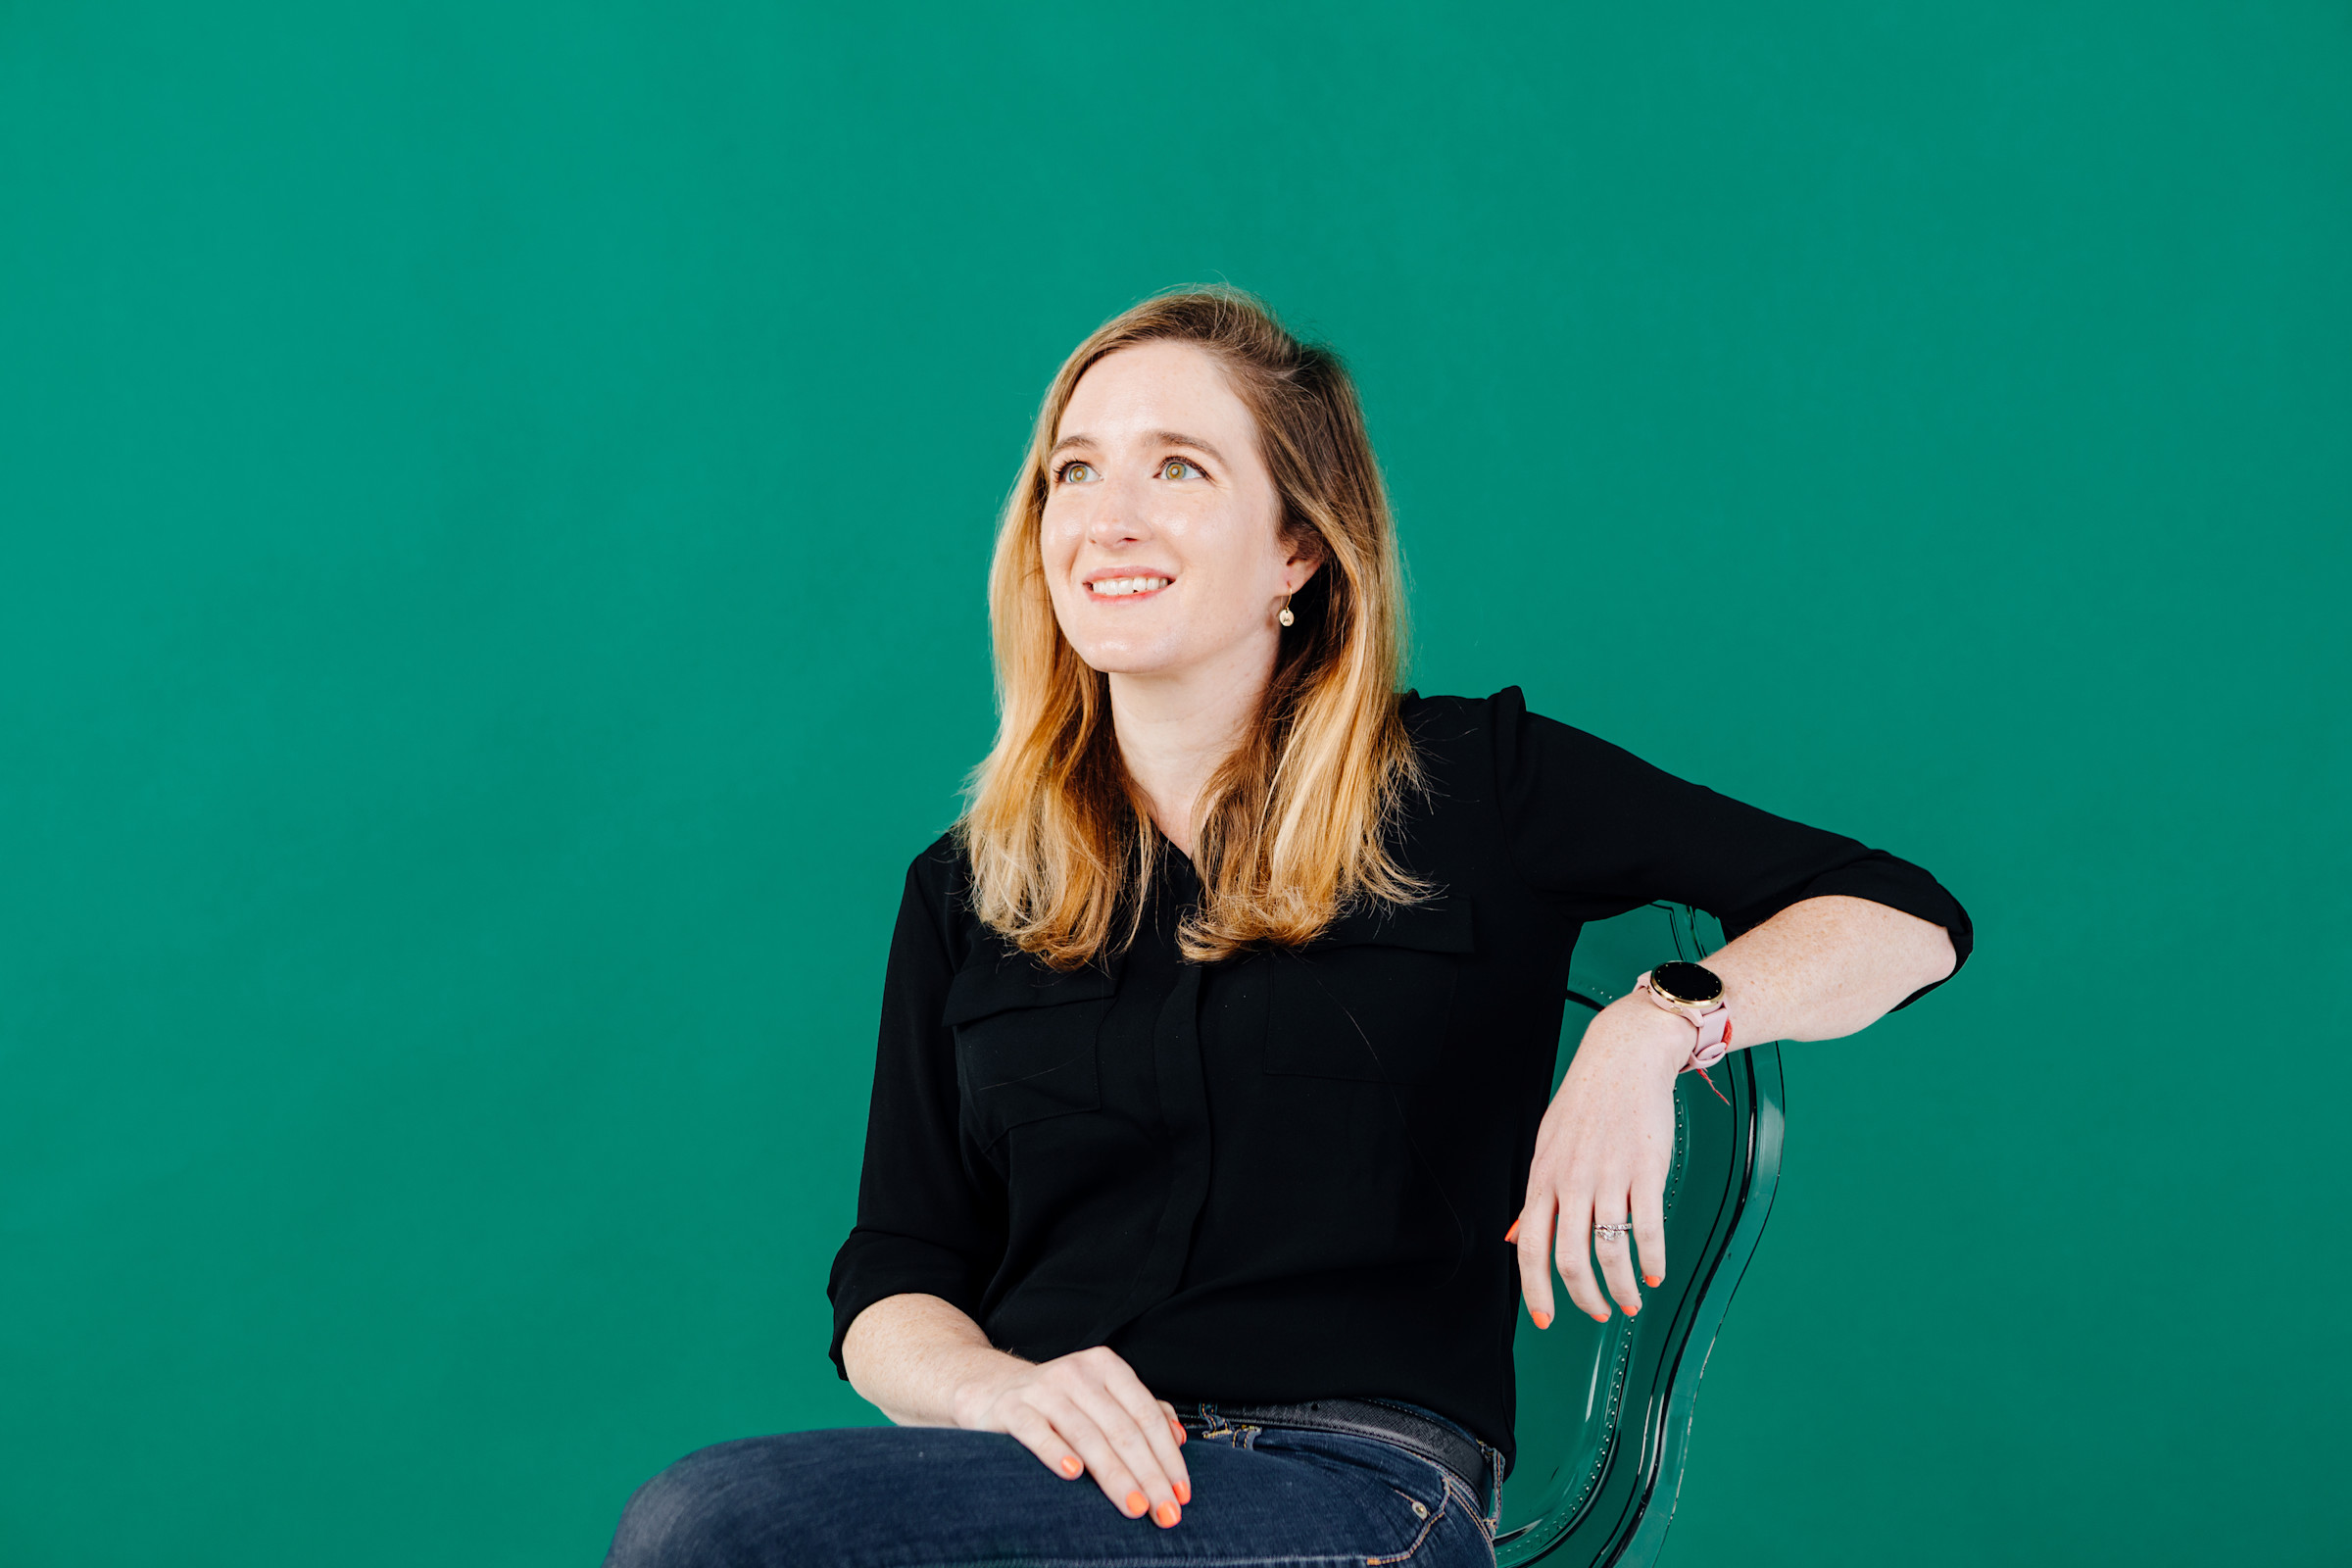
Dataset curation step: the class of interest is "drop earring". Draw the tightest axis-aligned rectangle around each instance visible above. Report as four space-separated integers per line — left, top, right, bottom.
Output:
1278 596 1295 628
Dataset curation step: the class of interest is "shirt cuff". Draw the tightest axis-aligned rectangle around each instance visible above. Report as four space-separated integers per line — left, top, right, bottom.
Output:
1720 854 1974 1012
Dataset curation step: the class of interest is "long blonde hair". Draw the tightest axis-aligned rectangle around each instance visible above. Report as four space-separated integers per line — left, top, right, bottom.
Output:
956 287 1429 968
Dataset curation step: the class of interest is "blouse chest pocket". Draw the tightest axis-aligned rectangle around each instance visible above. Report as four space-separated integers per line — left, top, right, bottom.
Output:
943 952 1118 1146
1261 896 1475 1085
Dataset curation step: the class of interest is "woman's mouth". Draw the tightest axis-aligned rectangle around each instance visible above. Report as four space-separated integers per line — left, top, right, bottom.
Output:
1085 575 1174 600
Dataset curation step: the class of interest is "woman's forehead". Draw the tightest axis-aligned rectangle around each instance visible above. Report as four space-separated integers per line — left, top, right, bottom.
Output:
1057 341 1254 443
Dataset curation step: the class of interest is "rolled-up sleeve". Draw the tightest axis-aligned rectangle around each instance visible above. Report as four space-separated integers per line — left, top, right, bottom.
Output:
1487 686 1973 1008
825 850 1007 1377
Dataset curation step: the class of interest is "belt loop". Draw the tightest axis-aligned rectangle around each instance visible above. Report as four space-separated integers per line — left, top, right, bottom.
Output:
1478 1441 1504 1529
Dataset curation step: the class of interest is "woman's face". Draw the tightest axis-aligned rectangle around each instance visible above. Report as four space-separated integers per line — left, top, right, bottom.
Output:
1040 340 1320 683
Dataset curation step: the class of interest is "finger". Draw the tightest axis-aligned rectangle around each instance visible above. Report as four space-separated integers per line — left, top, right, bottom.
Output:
1514 1188 1558 1329
1101 1369 1191 1507
1054 1376 1169 1514
1633 1163 1668 1290
1156 1398 1187 1448
1003 1404 1086 1482
1071 1378 1183 1524
1035 1391 1151 1519
1592 1181 1644 1316
1553 1188 1613 1321
1091 1361 1189 1512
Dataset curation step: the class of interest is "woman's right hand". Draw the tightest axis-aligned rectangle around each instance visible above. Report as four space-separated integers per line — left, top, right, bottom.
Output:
953 1345 1193 1527
842 1296 1191 1525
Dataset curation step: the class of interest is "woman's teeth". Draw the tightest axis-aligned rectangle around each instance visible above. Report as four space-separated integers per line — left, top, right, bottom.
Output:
1088 576 1171 597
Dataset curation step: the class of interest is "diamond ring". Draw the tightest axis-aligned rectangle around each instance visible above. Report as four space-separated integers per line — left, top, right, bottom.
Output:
1592 1220 1633 1243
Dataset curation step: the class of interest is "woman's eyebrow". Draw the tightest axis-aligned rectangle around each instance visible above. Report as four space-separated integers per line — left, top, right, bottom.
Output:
1148 431 1227 465
1047 431 1229 465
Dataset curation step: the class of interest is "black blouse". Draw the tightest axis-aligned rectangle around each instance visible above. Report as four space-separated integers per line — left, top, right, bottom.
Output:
826 688 1972 1468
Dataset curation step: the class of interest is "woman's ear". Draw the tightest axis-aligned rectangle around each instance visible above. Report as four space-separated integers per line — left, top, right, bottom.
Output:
1283 525 1329 590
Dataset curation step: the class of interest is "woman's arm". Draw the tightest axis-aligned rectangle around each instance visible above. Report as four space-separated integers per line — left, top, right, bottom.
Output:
1697 892 1956 1045
1483 688 1971 1328
1510 895 1956 1327
844 1293 1193 1527
830 856 1193 1527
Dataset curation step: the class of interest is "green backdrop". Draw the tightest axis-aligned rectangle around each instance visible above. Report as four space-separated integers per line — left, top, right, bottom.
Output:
3 3 2345 1564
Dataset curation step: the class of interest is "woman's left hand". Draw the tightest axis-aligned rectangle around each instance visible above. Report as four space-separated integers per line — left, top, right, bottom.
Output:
1509 998 1692 1324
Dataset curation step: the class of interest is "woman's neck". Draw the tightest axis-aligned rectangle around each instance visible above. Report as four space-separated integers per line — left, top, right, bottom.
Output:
1106 640 1276 860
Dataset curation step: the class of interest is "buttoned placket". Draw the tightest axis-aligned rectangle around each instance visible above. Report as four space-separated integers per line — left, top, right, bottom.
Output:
1088 855 1216 1343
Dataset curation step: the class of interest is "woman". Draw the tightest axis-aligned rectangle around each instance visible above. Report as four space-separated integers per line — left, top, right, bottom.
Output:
604 289 1969 1567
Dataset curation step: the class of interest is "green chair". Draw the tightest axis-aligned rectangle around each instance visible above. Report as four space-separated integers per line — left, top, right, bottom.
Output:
1494 903 1787 1567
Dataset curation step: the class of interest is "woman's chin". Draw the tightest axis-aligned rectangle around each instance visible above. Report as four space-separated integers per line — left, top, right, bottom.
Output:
1065 632 1183 678
1080 653 1174 679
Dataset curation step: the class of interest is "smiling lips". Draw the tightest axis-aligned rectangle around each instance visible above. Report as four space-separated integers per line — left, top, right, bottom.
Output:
1085 574 1173 599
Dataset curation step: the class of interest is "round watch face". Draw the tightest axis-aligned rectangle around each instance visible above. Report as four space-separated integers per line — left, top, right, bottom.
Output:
1650 960 1724 1006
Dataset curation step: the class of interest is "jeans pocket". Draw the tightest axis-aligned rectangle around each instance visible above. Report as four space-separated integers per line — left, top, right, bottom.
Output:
1273 1433 1457 1564
1444 1477 1496 1544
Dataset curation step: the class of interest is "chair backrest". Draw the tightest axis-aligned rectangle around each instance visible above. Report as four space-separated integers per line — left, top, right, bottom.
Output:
1494 903 1787 1568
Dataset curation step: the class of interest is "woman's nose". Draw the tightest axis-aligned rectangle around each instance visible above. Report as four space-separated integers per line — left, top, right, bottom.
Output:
1086 475 1152 544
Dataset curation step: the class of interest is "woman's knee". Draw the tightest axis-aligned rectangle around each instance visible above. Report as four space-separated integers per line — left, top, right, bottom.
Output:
603 1439 786 1568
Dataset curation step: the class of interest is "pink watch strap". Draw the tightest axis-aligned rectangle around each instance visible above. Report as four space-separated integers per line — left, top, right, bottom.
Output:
1635 970 1734 1072
1690 1004 1731 1068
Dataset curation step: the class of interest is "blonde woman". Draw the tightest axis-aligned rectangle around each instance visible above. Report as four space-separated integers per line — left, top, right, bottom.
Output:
604 290 1969 1567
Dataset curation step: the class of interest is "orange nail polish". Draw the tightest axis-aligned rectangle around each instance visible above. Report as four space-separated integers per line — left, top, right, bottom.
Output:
1154 1501 1181 1528
1644 1274 1662 1288
1175 1480 1192 1504
1125 1491 1147 1517
1504 1219 1521 1244
1590 1310 1610 1322
1624 1301 1641 1317
1170 1417 1187 1444
1532 1310 1552 1330
1059 1456 1083 1479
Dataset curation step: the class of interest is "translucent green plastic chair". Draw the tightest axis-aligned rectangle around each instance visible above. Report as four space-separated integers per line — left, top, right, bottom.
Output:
1495 903 1787 1567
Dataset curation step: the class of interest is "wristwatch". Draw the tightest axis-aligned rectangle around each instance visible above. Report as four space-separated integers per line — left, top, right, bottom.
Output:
1635 960 1733 1072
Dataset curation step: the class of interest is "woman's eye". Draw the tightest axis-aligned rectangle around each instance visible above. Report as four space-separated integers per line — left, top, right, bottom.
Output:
1159 458 1202 480
1058 461 1097 484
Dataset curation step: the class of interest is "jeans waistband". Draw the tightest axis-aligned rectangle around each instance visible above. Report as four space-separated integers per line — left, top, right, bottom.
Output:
1179 1398 1502 1521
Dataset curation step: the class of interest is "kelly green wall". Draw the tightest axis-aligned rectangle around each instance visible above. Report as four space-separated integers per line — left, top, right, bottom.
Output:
3 3 2344 1564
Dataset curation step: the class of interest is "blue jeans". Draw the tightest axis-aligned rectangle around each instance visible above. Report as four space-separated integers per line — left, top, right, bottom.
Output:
603 1419 1498 1568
